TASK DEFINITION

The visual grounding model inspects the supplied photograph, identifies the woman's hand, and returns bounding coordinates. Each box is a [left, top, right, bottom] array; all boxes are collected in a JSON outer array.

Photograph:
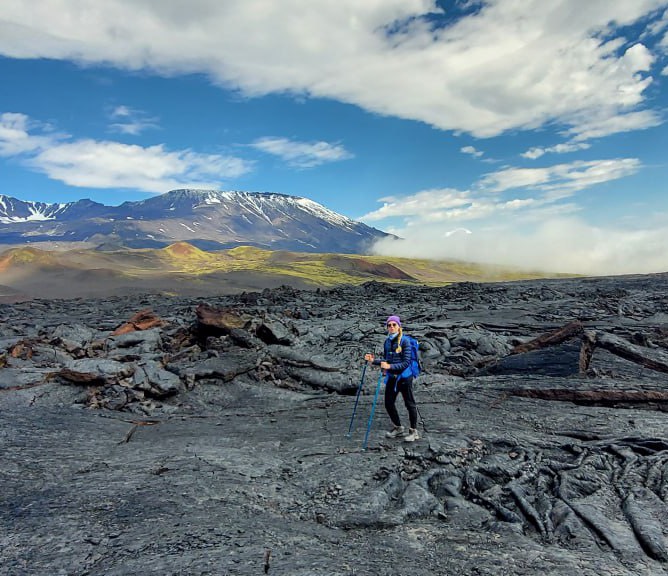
[[380, 361, 390, 370], [364, 353, 374, 363]]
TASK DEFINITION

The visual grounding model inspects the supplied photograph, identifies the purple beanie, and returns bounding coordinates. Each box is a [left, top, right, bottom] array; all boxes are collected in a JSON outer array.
[[386, 315, 401, 327]]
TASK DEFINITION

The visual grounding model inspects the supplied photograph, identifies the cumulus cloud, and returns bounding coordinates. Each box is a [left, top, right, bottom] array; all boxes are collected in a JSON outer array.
[[0, 0, 665, 139], [0, 112, 253, 192], [251, 137, 353, 168]]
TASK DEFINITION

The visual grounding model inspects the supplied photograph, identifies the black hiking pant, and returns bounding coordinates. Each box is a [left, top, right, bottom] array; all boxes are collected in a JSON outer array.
[[384, 375, 418, 429]]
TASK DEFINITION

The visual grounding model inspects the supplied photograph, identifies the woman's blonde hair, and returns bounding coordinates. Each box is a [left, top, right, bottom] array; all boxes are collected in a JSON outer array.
[[393, 328, 404, 353]]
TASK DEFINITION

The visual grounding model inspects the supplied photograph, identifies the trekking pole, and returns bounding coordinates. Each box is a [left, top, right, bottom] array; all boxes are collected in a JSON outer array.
[[346, 363, 367, 437], [362, 372, 385, 450]]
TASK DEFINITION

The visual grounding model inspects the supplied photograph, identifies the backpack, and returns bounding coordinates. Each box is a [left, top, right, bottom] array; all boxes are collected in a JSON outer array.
[[398, 335, 422, 380]]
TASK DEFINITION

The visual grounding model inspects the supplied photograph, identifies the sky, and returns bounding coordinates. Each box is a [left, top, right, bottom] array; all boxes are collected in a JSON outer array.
[[1, 0, 668, 275]]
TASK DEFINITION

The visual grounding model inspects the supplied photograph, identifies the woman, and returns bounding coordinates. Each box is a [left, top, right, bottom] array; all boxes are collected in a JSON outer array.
[[364, 315, 420, 442]]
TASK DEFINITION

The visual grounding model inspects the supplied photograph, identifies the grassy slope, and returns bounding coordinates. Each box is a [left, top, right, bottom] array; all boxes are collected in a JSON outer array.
[[124, 243, 574, 286], [0, 242, 576, 294]]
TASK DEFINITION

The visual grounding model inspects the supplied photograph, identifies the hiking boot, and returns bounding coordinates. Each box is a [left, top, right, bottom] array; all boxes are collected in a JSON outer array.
[[385, 425, 405, 438], [404, 428, 420, 442]]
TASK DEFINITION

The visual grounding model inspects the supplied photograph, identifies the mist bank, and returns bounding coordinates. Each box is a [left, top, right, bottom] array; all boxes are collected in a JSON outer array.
[[370, 217, 668, 276]]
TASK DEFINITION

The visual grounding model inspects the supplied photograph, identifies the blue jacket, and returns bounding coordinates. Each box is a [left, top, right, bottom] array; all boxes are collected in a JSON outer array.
[[374, 334, 413, 377]]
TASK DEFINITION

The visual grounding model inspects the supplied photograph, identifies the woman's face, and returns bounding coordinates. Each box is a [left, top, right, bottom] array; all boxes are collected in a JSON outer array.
[[386, 321, 400, 335]]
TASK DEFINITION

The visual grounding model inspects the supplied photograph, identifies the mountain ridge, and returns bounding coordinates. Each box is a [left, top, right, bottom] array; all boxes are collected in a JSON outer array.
[[0, 189, 390, 254]]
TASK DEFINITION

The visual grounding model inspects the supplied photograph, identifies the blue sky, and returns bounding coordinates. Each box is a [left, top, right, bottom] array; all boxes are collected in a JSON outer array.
[[1, 0, 668, 274]]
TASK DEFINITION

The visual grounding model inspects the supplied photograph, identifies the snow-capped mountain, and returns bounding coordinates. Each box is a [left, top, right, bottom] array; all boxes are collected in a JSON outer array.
[[0, 195, 110, 223], [0, 190, 390, 253]]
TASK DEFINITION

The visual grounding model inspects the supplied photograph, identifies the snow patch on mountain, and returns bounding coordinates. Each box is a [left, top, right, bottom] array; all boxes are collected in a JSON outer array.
[[0, 194, 70, 223]]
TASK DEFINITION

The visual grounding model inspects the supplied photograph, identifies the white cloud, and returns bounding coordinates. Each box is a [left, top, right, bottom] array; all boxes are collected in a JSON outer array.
[[0, 113, 57, 156], [362, 188, 474, 221], [0, 112, 253, 192], [362, 155, 651, 273], [370, 216, 668, 275], [109, 105, 159, 136], [111, 106, 132, 118], [363, 150, 664, 274], [461, 145, 484, 158], [646, 8, 668, 36], [522, 142, 591, 159], [0, 1, 665, 139], [31, 141, 251, 192], [251, 137, 353, 168], [363, 158, 640, 227], [478, 167, 554, 193], [621, 43, 654, 74], [479, 159, 641, 197], [567, 110, 663, 141]]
